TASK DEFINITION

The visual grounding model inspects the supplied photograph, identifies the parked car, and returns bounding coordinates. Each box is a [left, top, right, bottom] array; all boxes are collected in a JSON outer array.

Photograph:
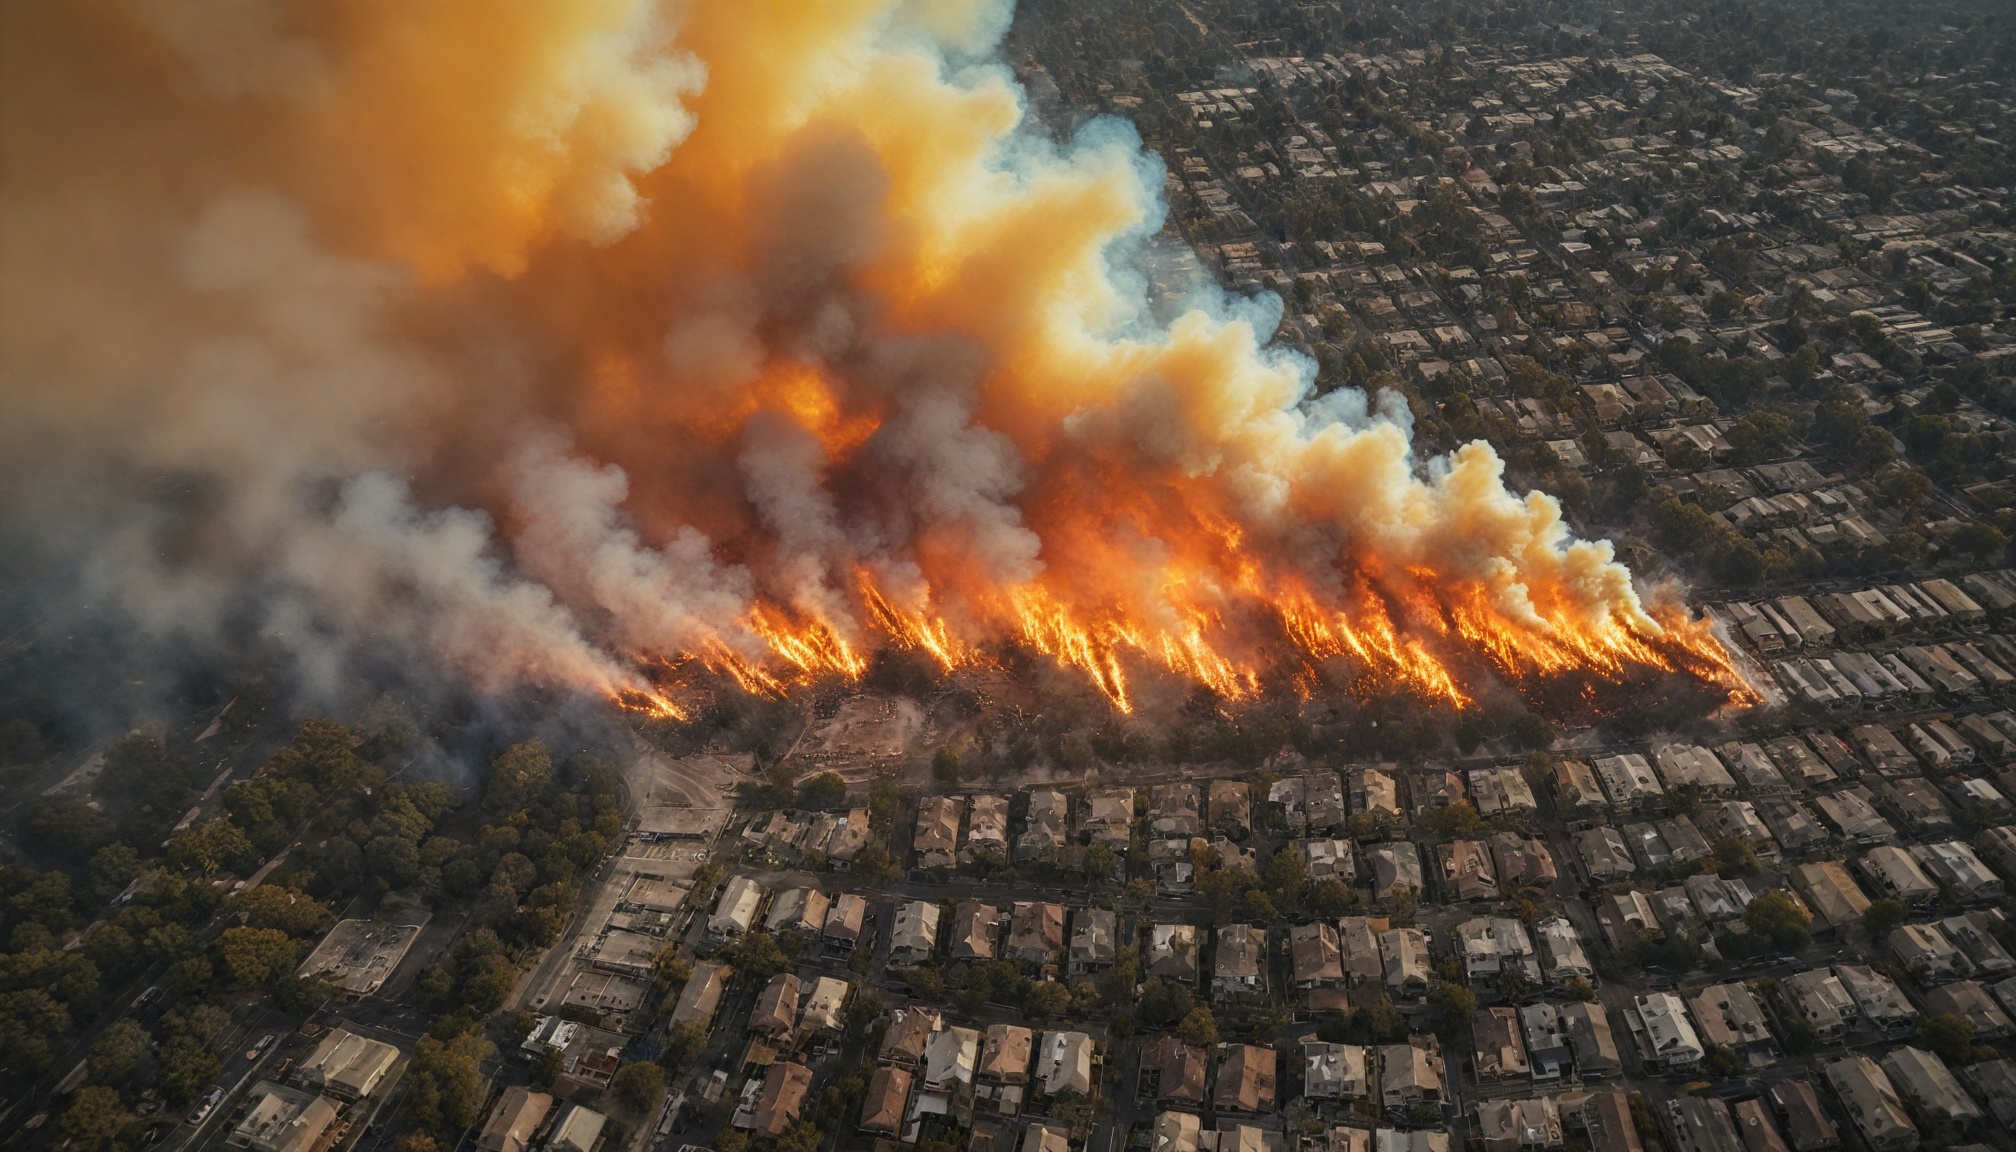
[[187, 1087, 223, 1125], [247, 1034, 275, 1060]]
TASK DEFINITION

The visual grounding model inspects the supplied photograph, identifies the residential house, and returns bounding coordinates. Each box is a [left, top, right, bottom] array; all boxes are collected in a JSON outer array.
[[1147, 923, 1200, 984], [477, 1088, 552, 1152], [963, 795, 1011, 862], [1691, 983, 1775, 1062], [1291, 922, 1345, 988], [1663, 1097, 1744, 1152], [1084, 788, 1135, 849], [1492, 834, 1559, 891], [708, 876, 765, 941], [1440, 839, 1499, 902], [1367, 841, 1424, 899], [1562, 1001, 1623, 1076], [1069, 908, 1118, 973], [1469, 767, 1538, 815], [1889, 923, 1969, 984], [1345, 770, 1395, 827], [1378, 1039, 1445, 1107], [1213, 1044, 1278, 1115], [1922, 980, 2013, 1038], [976, 1024, 1033, 1116], [1537, 917, 1593, 984], [1474, 1006, 1531, 1081], [1007, 902, 1066, 967], [1209, 780, 1252, 835], [1963, 1059, 2016, 1128], [1521, 1003, 1572, 1080], [1379, 927, 1431, 993], [1823, 1058, 1913, 1152], [1147, 1034, 1208, 1108], [1653, 745, 1737, 793], [1037, 1031, 1095, 1099], [1309, 773, 1353, 831], [914, 796, 964, 870], [890, 900, 942, 966], [1859, 846, 1939, 905], [748, 973, 802, 1038], [798, 976, 848, 1034], [1592, 754, 1665, 810], [1766, 1080, 1838, 1152], [1635, 992, 1705, 1070], [1148, 785, 1201, 838], [823, 893, 868, 952], [1302, 1041, 1369, 1101], [1018, 790, 1069, 861], [949, 901, 1000, 962], [1781, 969, 1853, 1041], [1879, 1046, 1981, 1130], [880, 1007, 942, 1069], [1339, 917, 1384, 984], [1577, 827, 1638, 883], [1595, 890, 1659, 954], [859, 1066, 911, 1136], [750, 1062, 811, 1137], [1838, 965, 1918, 1035], [1584, 1091, 1645, 1152], [669, 962, 729, 1029], [1555, 760, 1608, 811], [1915, 841, 2002, 902], [1215, 924, 1268, 998], [1790, 862, 1870, 933]]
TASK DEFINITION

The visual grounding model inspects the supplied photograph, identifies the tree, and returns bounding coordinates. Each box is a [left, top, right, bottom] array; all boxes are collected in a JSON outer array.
[[88, 1019, 149, 1086], [403, 1031, 492, 1138], [1428, 981, 1477, 1036], [232, 886, 332, 937], [60, 1086, 127, 1152], [1025, 981, 1072, 1019], [1309, 879, 1356, 916], [722, 931, 792, 983], [1510, 714, 1555, 751], [156, 1034, 221, 1105], [661, 1020, 708, 1070], [167, 817, 257, 876], [1918, 1013, 1976, 1065], [486, 740, 552, 814], [1175, 1007, 1220, 1048], [610, 1061, 666, 1114], [931, 747, 960, 784], [1861, 898, 1908, 938], [1564, 977, 1597, 1003], [797, 772, 847, 811], [1742, 890, 1811, 952], [1712, 836, 1759, 878], [214, 927, 300, 988], [1420, 801, 1483, 840]]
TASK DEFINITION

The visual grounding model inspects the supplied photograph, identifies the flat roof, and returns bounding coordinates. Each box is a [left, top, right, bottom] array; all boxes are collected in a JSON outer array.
[[296, 917, 428, 995]]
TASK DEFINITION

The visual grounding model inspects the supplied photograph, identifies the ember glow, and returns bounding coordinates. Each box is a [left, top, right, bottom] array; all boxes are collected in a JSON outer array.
[[1, 0, 1756, 718]]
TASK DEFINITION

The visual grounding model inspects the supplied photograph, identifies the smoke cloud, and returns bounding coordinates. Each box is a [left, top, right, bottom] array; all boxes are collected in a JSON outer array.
[[0, 0, 1746, 718]]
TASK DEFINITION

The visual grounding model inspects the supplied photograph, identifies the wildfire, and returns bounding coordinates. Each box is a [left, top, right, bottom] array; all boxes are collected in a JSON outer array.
[[610, 687, 688, 721], [861, 582, 967, 672], [747, 606, 868, 681]]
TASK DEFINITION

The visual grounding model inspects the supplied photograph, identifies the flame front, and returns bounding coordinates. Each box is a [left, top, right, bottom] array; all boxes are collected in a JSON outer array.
[[7, 0, 1759, 725]]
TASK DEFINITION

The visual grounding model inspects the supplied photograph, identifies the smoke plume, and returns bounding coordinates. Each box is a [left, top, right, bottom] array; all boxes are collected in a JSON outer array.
[[0, 0, 1748, 717]]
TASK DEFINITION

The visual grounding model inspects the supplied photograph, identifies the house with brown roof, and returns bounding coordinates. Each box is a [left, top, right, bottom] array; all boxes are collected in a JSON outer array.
[[1473, 1007, 1530, 1081], [1491, 833, 1558, 890], [1215, 924, 1267, 998], [1007, 902, 1066, 967], [859, 1065, 911, 1136], [751, 1062, 811, 1136], [1766, 1080, 1837, 1152], [1212, 1044, 1277, 1114], [1291, 922, 1344, 988], [1583, 1091, 1645, 1152], [1146, 1034, 1207, 1108], [914, 797, 964, 870], [1148, 923, 1200, 983], [950, 901, 1000, 962], [880, 1006, 942, 1069], [748, 973, 802, 1038], [477, 1088, 552, 1152], [1439, 840, 1499, 902]]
